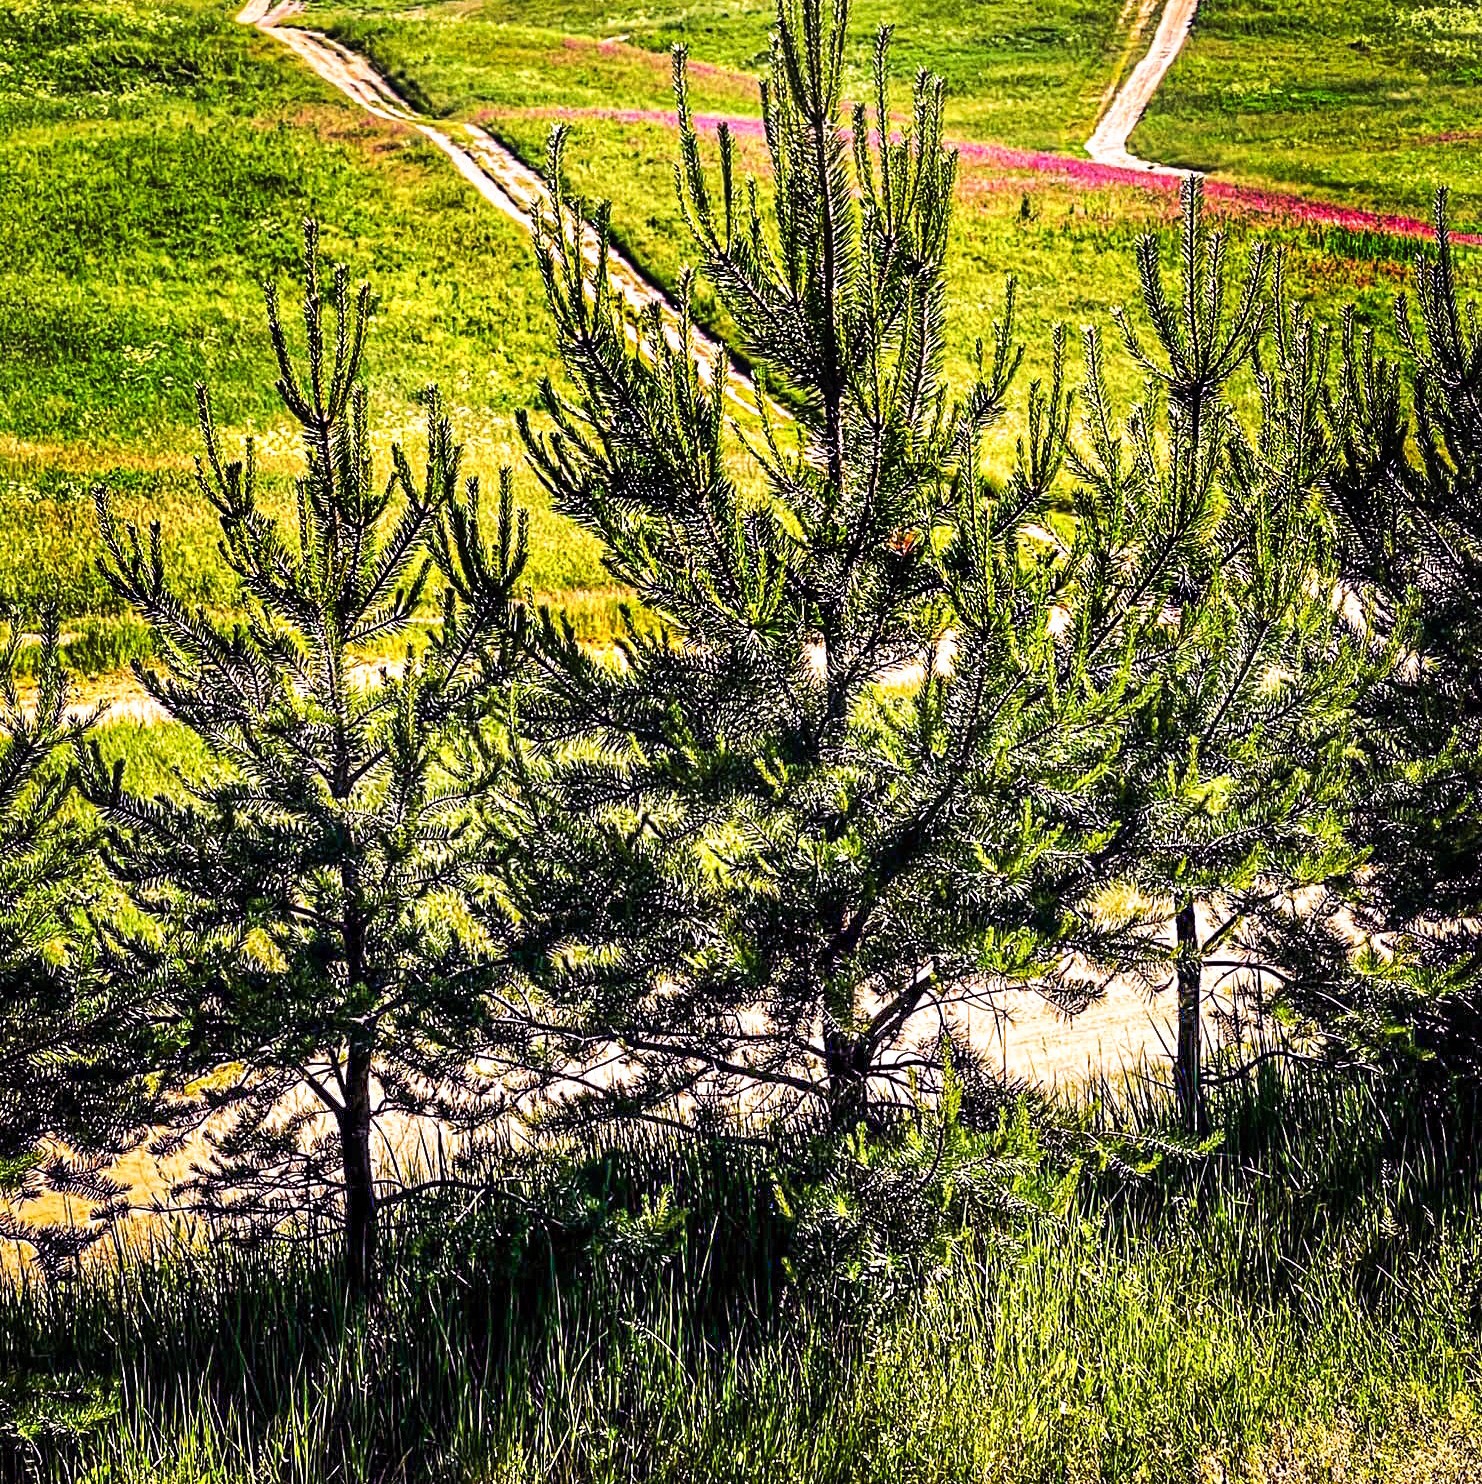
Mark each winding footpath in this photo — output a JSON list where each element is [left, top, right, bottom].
[[1086, 0, 1199, 175], [236, 0, 745, 397]]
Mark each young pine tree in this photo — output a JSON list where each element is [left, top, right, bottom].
[[1080, 181, 1370, 1130], [0, 615, 147, 1267], [1320, 188, 1482, 1080], [82, 225, 528, 1296], [485, 0, 1236, 1132]]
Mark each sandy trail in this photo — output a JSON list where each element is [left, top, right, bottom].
[[236, 0, 747, 400], [71, 686, 167, 729], [1086, 0, 1199, 175], [62, 654, 1207, 1090], [57, 635, 1210, 1094], [65, 654, 424, 730], [1091, 0, 1162, 124], [13, 975, 1201, 1235]]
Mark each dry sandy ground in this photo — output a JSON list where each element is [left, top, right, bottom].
[[10, 974, 1210, 1247]]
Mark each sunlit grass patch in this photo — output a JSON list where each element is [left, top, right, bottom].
[[0, 0, 609, 650], [4, 1071, 1482, 1480], [1136, 0, 1482, 230], [303, 0, 1127, 149]]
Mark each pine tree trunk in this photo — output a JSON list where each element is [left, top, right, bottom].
[[823, 1026, 869, 1134], [1174, 898, 1206, 1135], [341, 1045, 377, 1300]]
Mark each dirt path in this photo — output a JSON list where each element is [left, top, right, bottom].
[[1086, 0, 1199, 175], [1091, 0, 1162, 125], [10, 976, 1193, 1250], [236, 0, 747, 399], [68, 684, 167, 729]]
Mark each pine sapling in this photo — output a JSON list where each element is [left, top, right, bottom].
[[0, 613, 145, 1268], [484, 0, 1258, 1136], [83, 224, 528, 1298], [1075, 181, 1373, 1129]]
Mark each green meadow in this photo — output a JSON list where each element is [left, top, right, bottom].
[[8, 0, 1481, 689], [1136, 0, 1482, 231], [302, 0, 1127, 147], [0, 0, 607, 672], [300, 0, 1482, 393]]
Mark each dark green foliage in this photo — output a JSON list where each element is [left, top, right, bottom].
[[773, 1070, 1078, 1303], [491, 0, 1384, 1144], [1, 1071, 1478, 1481], [0, 614, 150, 1269], [79, 224, 528, 1295], [1318, 188, 1482, 1083], [1078, 178, 1374, 1127], [492, 0, 1209, 1133]]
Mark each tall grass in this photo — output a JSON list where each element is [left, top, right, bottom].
[[4, 1068, 1479, 1482]]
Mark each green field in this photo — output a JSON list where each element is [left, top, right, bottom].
[[1136, 0, 1482, 231], [0, 0, 608, 669], [313, 0, 1482, 230], [9, 0, 1481, 691], [302, 0, 1128, 148]]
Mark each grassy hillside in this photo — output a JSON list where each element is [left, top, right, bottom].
[[1134, 0, 1482, 231], [2, 0, 1480, 690], [0, 0, 608, 656], [315, 0, 1482, 232], [304, 0, 1127, 149], [292, 0, 1482, 448]]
